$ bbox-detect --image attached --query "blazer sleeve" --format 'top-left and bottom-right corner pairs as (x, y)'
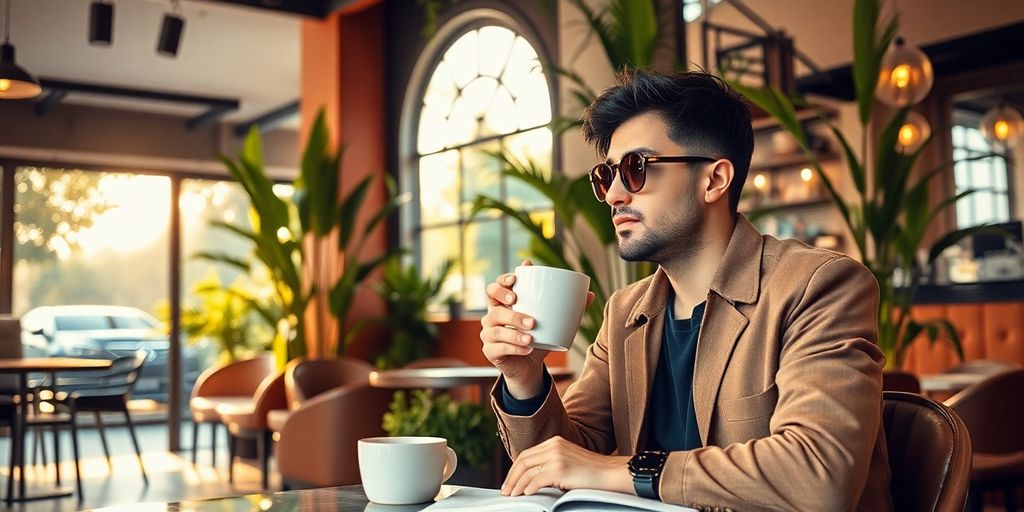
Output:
(659, 256), (886, 511)
(490, 299), (618, 459)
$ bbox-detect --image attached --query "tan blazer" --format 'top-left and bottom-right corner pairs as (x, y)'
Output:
(491, 216), (893, 512)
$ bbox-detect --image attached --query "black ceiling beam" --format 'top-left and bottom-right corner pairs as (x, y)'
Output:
(201, 0), (366, 18)
(797, 21), (1024, 101)
(34, 89), (69, 116)
(187, 105), (239, 131)
(37, 78), (240, 129)
(234, 99), (300, 136)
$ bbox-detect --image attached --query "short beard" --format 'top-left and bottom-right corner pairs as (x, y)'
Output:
(617, 194), (703, 264)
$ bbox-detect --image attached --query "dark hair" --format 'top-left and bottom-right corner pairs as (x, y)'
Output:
(581, 69), (754, 213)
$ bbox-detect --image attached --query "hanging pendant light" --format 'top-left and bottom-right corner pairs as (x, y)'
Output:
(980, 103), (1024, 149)
(876, 37), (933, 108)
(895, 111), (931, 154)
(0, 0), (41, 100)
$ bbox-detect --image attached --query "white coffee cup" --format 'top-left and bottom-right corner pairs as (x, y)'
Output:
(358, 436), (457, 505)
(512, 265), (591, 352)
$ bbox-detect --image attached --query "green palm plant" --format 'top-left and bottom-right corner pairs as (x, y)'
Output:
(729, 0), (1002, 368)
(554, 0), (664, 133)
(372, 258), (454, 369)
(198, 109), (402, 364)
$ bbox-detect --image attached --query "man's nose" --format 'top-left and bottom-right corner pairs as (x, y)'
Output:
(603, 171), (632, 207)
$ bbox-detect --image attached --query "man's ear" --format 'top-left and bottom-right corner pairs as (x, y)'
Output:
(704, 160), (734, 206)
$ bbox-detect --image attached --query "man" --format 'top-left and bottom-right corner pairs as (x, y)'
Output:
(479, 70), (893, 511)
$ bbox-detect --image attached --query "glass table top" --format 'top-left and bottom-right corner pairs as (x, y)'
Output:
(83, 485), (460, 512)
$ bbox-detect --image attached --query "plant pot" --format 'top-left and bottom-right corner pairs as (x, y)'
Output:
(447, 301), (463, 320)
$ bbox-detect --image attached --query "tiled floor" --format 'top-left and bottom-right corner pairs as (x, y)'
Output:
(0, 419), (276, 512)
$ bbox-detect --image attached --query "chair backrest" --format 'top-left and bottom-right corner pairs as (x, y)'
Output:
(945, 368), (1024, 454)
(883, 391), (972, 512)
(882, 370), (921, 393)
(285, 357), (374, 408)
(0, 316), (23, 393)
(191, 354), (276, 399)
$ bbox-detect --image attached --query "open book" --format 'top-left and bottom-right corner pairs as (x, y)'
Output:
(424, 486), (696, 512)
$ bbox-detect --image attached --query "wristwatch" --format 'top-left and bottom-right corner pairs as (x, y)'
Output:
(628, 450), (668, 500)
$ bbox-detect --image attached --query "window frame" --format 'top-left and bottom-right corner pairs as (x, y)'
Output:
(399, 7), (559, 315)
(950, 110), (1015, 228)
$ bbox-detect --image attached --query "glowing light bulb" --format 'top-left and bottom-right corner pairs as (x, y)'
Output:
(994, 120), (1010, 141)
(276, 227), (290, 243)
(753, 174), (767, 190)
(800, 168), (813, 182)
(0, 79), (10, 92)
(890, 64), (911, 89)
(980, 104), (1024, 148)
(895, 111), (930, 154)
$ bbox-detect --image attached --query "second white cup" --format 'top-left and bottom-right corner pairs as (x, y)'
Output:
(512, 265), (591, 352)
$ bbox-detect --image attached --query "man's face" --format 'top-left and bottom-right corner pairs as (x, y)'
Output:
(603, 112), (707, 263)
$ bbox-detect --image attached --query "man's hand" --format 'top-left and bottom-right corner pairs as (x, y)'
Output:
(480, 260), (594, 399)
(501, 436), (633, 497)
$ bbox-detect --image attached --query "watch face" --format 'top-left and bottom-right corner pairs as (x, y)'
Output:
(629, 452), (667, 475)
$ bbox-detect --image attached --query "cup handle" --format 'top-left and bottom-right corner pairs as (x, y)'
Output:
(441, 447), (458, 483)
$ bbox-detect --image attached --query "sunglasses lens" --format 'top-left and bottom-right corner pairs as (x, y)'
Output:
(621, 152), (645, 192)
(590, 164), (613, 200)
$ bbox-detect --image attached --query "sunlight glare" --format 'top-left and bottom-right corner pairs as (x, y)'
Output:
(78, 175), (171, 257)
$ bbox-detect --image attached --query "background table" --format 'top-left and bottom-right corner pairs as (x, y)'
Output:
(0, 357), (112, 502)
(369, 366), (575, 407)
(918, 372), (988, 393)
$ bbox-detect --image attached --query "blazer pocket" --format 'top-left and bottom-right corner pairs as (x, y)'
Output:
(718, 383), (778, 422)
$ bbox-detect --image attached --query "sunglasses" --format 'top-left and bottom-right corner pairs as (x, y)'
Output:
(589, 152), (716, 202)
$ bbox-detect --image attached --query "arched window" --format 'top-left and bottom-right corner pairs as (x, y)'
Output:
(404, 17), (555, 313)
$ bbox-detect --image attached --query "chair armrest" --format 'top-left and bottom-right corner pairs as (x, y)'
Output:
(277, 384), (394, 487)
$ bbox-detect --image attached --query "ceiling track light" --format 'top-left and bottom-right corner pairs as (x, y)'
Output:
(89, 1), (114, 46)
(0, 0), (41, 99)
(157, 0), (185, 58)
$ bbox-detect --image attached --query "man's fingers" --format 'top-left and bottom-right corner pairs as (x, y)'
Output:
(481, 307), (535, 330)
(585, 291), (595, 308)
(485, 282), (517, 308)
(482, 341), (534, 362)
(480, 326), (532, 347)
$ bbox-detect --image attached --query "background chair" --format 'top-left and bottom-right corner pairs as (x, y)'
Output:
(218, 371), (286, 489)
(945, 369), (1024, 512)
(276, 357), (392, 489)
(883, 391), (972, 512)
(944, 360), (1021, 376)
(883, 370), (922, 393)
(50, 352), (149, 484)
(189, 355), (274, 467)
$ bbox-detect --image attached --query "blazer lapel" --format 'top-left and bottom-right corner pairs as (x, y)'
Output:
(625, 315), (664, 453)
(692, 297), (749, 445)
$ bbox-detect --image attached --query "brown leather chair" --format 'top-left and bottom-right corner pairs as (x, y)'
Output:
(276, 357), (393, 489)
(189, 355), (275, 468)
(218, 371), (286, 489)
(883, 370), (922, 393)
(883, 391), (973, 512)
(945, 369), (1024, 512)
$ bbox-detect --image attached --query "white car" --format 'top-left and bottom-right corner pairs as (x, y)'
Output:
(20, 305), (212, 401)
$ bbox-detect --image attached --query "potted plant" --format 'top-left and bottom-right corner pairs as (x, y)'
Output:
(382, 389), (497, 487)
(199, 109), (404, 364)
(372, 258), (454, 369)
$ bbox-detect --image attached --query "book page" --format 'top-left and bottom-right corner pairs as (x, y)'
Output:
(423, 486), (562, 512)
(554, 489), (697, 512)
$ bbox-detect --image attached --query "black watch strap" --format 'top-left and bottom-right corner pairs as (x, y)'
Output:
(633, 473), (659, 500)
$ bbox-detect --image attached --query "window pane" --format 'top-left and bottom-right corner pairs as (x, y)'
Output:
(13, 167), (171, 401)
(995, 194), (1010, 223)
(417, 104), (449, 155)
(462, 76), (500, 121)
(507, 210), (556, 269)
(515, 72), (552, 129)
(462, 142), (502, 218)
(993, 157), (1008, 191)
(444, 29), (479, 88)
(419, 151), (460, 225)
(478, 26), (515, 78)
(424, 61), (458, 110)
(483, 86), (518, 136)
(446, 95), (478, 148)
(504, 128), (554, 211)
(420, 225), (462, 309)
(502, 37), (540, 98)
(463, 220), (503, 311)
